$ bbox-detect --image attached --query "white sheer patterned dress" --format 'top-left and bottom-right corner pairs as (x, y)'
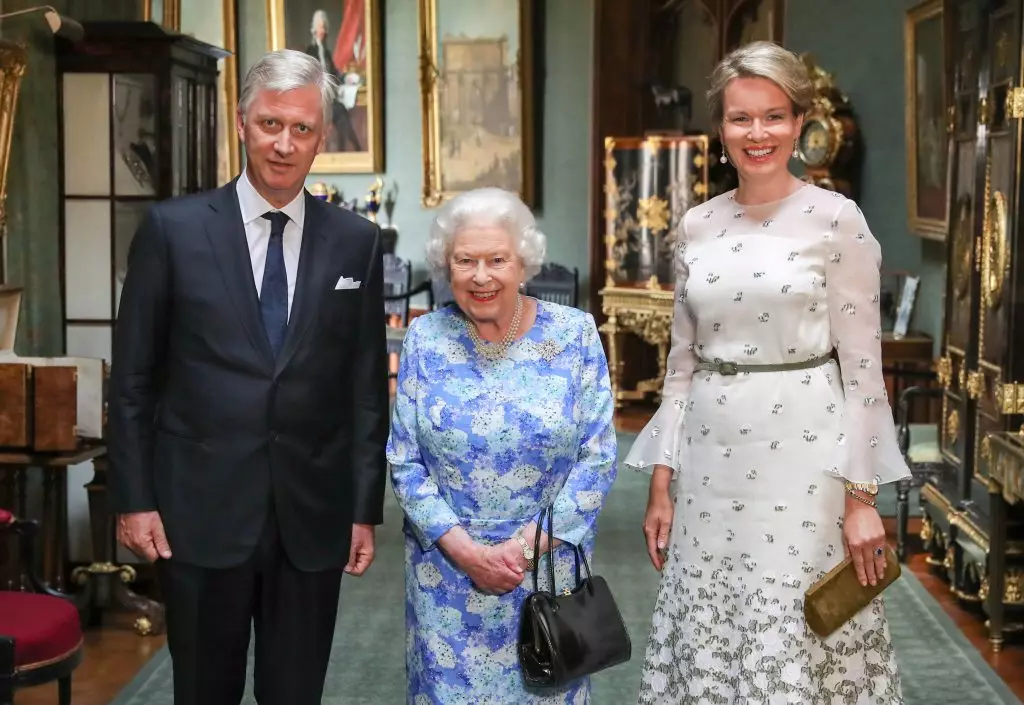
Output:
(625, 184), (910, 704)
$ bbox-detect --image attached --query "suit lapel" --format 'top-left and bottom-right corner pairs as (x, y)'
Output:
(274, 193), (330, 376)
(206, 180), (275, 370)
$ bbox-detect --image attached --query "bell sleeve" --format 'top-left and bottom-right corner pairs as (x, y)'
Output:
(386, 320), (462, 550)
(551, 314), (619, 547)
(824, 200), (912, 486)
(623, 220), (698, 478)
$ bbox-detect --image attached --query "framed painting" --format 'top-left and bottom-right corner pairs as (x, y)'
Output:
(418, 0), (535, 207)
(142, 0), (180, 31)
(267, 0), (384, 173)
(905, 0), (949, 240)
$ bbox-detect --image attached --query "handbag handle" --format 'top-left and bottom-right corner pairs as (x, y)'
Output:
(529, 506), (595, 595)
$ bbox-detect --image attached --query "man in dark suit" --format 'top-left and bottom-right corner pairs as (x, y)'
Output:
(108, 48), (388, 705)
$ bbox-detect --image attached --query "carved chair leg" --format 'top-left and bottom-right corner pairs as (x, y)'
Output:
(59, 674), (72, 705)
(0, 636), (14, 705)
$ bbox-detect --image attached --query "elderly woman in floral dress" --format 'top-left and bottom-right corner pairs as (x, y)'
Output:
(386, 187), (618, 704)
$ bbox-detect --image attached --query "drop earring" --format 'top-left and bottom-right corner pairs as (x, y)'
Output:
(720, 152), (728, 164)
(792, 140), (799, 159)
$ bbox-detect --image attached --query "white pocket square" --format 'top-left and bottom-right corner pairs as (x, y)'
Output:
(334, 276), (361, 290)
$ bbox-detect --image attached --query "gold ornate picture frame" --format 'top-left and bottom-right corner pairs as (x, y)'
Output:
(417, 0), (535, 207)
(142, 0), (180, 32)
(0, 41), (26, 286)
(267, 0), (384, 174)
(905, 0), (949, 239)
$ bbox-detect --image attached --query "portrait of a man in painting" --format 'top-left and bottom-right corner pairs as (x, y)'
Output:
(305, 4), (365, 153)
(271, 0), (383, 172)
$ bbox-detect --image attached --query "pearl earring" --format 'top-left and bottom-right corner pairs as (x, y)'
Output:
(720, 152), (728, 164)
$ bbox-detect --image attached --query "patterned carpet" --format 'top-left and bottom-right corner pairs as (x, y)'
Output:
(112, 433), (1019, 704)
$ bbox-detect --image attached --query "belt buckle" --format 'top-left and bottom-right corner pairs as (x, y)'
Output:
(718, 361), (738, 375)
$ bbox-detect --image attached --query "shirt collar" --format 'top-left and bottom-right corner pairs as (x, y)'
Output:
(236, 169), (305, 230)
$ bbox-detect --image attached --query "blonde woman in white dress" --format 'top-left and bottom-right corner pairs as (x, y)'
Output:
(626, 41), (909, 704)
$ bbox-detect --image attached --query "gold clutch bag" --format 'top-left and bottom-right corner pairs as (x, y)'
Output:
(804, 545), (901, 638)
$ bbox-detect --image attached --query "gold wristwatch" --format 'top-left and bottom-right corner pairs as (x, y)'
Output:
(515, 533), (536, 570)
(844, 481), (879, 496)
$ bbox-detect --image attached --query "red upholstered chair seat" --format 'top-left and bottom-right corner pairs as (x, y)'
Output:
(0, 592), (82, 669)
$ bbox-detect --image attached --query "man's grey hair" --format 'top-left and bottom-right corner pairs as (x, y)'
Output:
(238, 49), (338, 130)
(425, 188), (547, 281)
(310, 9), (329, 36)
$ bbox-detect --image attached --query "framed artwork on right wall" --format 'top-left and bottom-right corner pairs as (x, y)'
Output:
(905, 0), (949, 240)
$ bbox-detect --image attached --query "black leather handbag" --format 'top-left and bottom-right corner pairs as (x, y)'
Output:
(517, 506), (631, 688)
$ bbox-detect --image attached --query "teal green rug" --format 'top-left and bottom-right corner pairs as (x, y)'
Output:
(112, 433), (1017, 704)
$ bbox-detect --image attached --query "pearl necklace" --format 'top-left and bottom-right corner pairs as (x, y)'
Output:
(465, 294), (523, 360)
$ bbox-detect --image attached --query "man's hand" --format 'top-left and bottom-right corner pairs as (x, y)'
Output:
(117, 511), (172, 563)
(345, 523), (376, 576)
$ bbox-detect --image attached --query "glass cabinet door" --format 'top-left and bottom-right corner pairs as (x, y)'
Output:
(62, 71), (160, 361)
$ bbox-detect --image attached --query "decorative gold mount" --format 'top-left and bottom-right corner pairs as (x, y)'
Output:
(983, 190), (1009, 310)
(937, 355), (953, 389)
(71, 561), (135, 582)
(1008, 86), (1024, 119)
(996, 383), (1024, 415)
(966, 370), (985, 400)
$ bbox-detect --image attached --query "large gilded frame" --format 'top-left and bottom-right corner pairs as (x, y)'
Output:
(0, 42), (27, 285)
(417, 0), (535, 207)
(143, 0), (241, 181)
(904, 0), (949, 239)
(267, 0), (383, 174)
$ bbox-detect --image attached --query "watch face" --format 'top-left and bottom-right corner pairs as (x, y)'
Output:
(799, 119), (832, 168)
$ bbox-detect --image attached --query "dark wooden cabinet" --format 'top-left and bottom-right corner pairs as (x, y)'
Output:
(56, 21), (226, 364)
(924, 0), (1024, 651)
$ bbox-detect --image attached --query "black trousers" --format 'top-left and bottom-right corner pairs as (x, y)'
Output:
(157, 507), (343, 705)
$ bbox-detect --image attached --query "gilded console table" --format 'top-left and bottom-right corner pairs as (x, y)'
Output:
(979, 431), (1024, 651)
(598, 282), (674, 408)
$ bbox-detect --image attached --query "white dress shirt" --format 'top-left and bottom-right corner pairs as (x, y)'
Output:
(314, 38), (327, 68)
(236, 170), (304, 319)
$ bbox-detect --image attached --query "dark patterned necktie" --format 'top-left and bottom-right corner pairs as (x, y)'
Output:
(260, 211), (290, 357)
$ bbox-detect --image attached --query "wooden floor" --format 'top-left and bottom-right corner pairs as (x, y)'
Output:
(14, 407), (1024, 704)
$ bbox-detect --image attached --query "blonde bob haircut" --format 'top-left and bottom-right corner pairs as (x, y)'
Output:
(706, 41), (814, 125)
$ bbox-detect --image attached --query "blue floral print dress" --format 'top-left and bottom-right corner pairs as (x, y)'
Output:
(387, 300), (617, 704)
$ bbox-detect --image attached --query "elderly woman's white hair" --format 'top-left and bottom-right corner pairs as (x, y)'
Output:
(425, 188), (547, 281)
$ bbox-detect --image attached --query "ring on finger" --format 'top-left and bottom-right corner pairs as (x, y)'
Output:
(874, 546), (884, 557)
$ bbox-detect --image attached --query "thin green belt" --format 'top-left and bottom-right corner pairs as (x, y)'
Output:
(694, 352), (834, 376)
